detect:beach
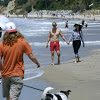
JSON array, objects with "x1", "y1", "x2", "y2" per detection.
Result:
[
  {"x1": 1, "y1": 9, "x2": 100, "y2": 21},
  {"x1": 2, "y1": 14, "x2": 100, "y2": 21},
  {"x1": 0, "y1": 49, "x2": 100, "y2": 100},
  {"x1": 40, "y1": 49, "x2": 100, "y2": 100},
  {"x1": 0, "y1": 1, "x2": 100, "y2": 99},
  {"x1": 0, "y1": 16, "x2": 100, "y2": 100}
]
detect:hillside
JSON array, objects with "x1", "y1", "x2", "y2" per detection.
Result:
[
  {"x1": 0, "y1": 0, "x2": 36, "y2": 14},
  {"x1": 0, "y1": 0, "x2": 100, "y2": 15}
]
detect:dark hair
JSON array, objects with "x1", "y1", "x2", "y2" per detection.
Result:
[
  {"x1": 74, "y1": 26, "x2": 82, "y2": 35},
  {"x1": 75, "y1": 25, "x2": 82, "y2": 32}
]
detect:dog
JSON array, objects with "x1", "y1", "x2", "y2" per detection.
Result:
[{"x1": 41, "y1": 87, "x2": 71, "y2": 100}]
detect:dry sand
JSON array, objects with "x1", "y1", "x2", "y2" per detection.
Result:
[
  {"x1": 1, "y1": 14, "x2": 100, "y2": 21},
  {"x1": 40, "y1": 49, "x2": 100, "y2": 100}
]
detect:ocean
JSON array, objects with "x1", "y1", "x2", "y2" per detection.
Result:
[{"x1": 0, "y1": 16, "x2": 100, "y2": 100}]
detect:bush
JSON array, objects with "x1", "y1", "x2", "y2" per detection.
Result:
[
  {"x1": 17, "y1": 0, "x2": 28, "y2": 5},
  {"x1": 26, "y1": 5, "x2": 32, "y2": 13}
]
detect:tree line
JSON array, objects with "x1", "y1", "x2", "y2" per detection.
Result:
[
  {"x1": 0, "y1": 0, "x2": 100, "y2": 13},
  {"x1": 34, "y1": 0, "x2": 100, "y2": 12}
]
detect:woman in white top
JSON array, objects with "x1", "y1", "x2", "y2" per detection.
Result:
[{"x1": 68, "y1": 22, "x2": 85, "y2": 63}]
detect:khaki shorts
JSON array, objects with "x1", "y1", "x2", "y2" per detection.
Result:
[{"x1": 2, "y1": 76, "x2": 23, "y2": 100}]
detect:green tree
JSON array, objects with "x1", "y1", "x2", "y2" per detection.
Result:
[
  {"x1": 26, "y1": 5, "x2": 32, "y2": 13},
  {"x1": 17, "y1": 0, "x2": 28, "y2": 5}
]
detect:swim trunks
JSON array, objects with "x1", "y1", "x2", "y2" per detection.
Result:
[{"x1": 50, "y1": 41, "x2": 60, "y2": 51}]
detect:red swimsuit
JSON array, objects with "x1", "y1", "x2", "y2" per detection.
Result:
[{"x1": 50, "y1": 41, "x2": 60, "y2": 51}]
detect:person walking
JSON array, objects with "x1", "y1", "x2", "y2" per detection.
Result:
[
  {"x1": 0, "y1": 22, "x2": 40, "y2": 100},
  {"x1": 84, "y1": 20, "x2": 88, "y2": 28},
  {"x1": 65, "y1": 21, "x2": 68, "y2": 28},
  {"x1": 82, "y1": 20, "x2": 85, "y2": 28},
  {"x1": 68, "y1": 22, "x2": 85, "y2": 64},
  {"x1": 46, "y1": 22, "x2": 69, "y2": 66}
]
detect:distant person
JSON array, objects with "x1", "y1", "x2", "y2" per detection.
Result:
[
  {"x1": 68, "y1": 22, "x2": 85, "y2": 64},
  {"x1": 82, "y1": 20, "x2": 85, "y2": 28},
  {"x1": 46, "y1": 22, "x2": 69, "y2": 66},
  {"x1": 84, "y1": 21, "x2": 88, "y2": 28},
  {"x1": 93, "y1": 17, "x2": 95, "y2": 21},
  {"x1": 65, "y1": 21, "x2": 68, "y2": 28},
  {"x1": 0, "y1": 22, "x2": 40, "y2": 100},
  {"x1": 0, "y1": 27, "x2": 2, "y2": 38}
]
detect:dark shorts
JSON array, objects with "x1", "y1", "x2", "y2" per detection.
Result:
[{"x1": 50, "y1": 41, "x2": 60, "y2": 51}]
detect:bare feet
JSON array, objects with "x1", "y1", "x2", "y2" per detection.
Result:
[
  {"x1": 74, "y1": 58, "x2": 77, "y2": 64},
  {"x1": 74, "y1": 61, "x2": 77, "y2": 64},
  {"x1": 53, "y1": 63, "x2": 55, "y2": 66}
]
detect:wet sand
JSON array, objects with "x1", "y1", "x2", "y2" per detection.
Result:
[{"x1": 40, "y1": 49, "x2": 100, "y2": 100}]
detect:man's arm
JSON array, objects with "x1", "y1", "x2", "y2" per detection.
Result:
[
  {"x1": 0, "y1": 56, "x2": 2, "y2": 71},
  {"x1": 59, "y1": 30, "x2": 69, "y2": 44},
  {"x1": 28, "y1": 53, "x2": 40, "y2": 68},
  {"x1": 46, "y1": 31, "x2": 51, "y2": 48},
  {"x1": 0, "y1": 56, "x2": 2, "y2": 79}
]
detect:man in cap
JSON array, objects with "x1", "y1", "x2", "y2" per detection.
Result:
[
  {"x1": 46, "y1": 22, "x2": 69, "y2": 66},
  {"x1": 0, "y1": 22, "x2": 40, "y2": 100}
]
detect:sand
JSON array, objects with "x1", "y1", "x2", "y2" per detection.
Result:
[
  {"x1": 1, "y1": 14, "x2": 100, "y2": 21},
  {"x1": 40, "y1": 49, "x2": 100, "y2": 100}
]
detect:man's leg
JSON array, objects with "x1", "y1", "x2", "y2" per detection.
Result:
[
  {"x1": 56, "y1": 51, "x2": 60, "y2": 64},
  {"x1": 10, "y1": 76, "x2": 23, "y2": 100},
  {"x1": 55, "y1": 42, "x2": 60, "y2": 64},
  {"x1": 2, "y1": 77, "x2": 10, "y2": 100},
  {"x1": 51, "y1": 51, "x2": 55, "y2": 66}
]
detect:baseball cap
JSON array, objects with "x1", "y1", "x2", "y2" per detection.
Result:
[
  {"x1": 5, "y1": 22, "x2": 17, "y2": 33},
  {"x1": 52, "y1": 22, "x2": 57, "y2": 26}
]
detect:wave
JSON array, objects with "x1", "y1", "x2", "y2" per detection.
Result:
[
  {"x1": 0, "y1": 68, "x2": 44, "y2": 82},
  {"x1": 88, "y1": 25, "x2": 100, "y2": 27},
  {"x1": 29, "y1": 41, "x2": 100, "y2": 47},
  {"x1": 85, "y1": 41, "x2": 100, "y2": 45},
  {"x1": 24, "y1": 68, "x2": 44, "y2": 81},
  {"x1": 0, "y1": 15, "x2": 9, "y2": 29},
  {"x1": 88, "y1": 23, "x2": 100, "y2": 25}
]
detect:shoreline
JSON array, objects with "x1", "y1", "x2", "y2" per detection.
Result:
[
  {"x1": 0, "y1": 14, "x2": 100, "y2": 21},
  {"x1": 40, "y1": 49, "x2": 100, "y2": 100},
  {"x1": 0, "y1": 14, "x2": 100, "y2": 100}
]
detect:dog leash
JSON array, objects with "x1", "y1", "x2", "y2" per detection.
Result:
[
  {"x1": 0, "y1": 80, "x2": 44, "y2": 92},
  {"x1": 23, "y1": 84, "x2": 44, "y2": 92}
]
